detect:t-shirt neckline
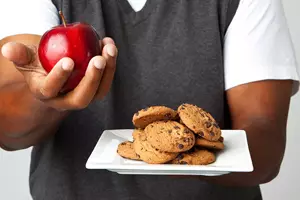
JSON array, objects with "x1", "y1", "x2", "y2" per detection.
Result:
[{"x1": 116, "y1": 0, "x2": 158, "y2": 25}]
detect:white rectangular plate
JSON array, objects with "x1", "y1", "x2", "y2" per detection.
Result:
[{"x1": 86, "y1": 129, "x2": 253, "y2": 176}]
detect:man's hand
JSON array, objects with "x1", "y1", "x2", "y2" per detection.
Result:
[
  {"x1": 0, "y1": 34, "x2": 117, "y2": 150},
  {"x1": 1, "y1": 37, "x2": 117, "y2": 111}
]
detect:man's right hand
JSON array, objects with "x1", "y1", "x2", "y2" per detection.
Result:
[{"x1": 1, "y1": 37, "x2": 118, "y2": 111}]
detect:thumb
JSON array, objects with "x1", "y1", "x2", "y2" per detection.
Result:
[{"x1": 1, "y1": 42, "x2": 34, "y2": 66}]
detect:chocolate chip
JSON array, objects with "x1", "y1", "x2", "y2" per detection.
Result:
[
  {"x1": 183, "y1": 138, "x2": 190, "y2": 143},
  {"x1": 137, "y1": 154, "x2": 140, "y2": 158},
  {"x1": 219, "y1": 137, "x2": 224, "y2": 142},
  {"x1": 180, "y1": 161, "x2": 188, "y2": 165},
  {"x1": 144, "y1": 107, "x2": 149, "y2": 111},
  {"x1": 192, "y1": 125, "x2": 196, "y2": 129},
  {"x1": 168, "y1": 130, "x2": 172, "y2": 134},
  {"x1": 176, "y1": 154, "x2": 184, "y2": 160},
  {"x1": 184, "y1": 129, "x2": 190, "y2": 133},
  {"x1": 135, "y1": 112, "x2": 139, "y2": 116},
  {"x1": 214, "y1": 123, "x2": 220, "y2": 128},
  {"x1": 210, "y1": 132, "x2": 215, "y2": 137},
  {"x1": 205, "y1": 121, "x2": 212, "y2": 128},
  {"x1": 181, "y1": 107, "x2": 185, "y2": 110},
  {"x1": 199, "y1": 131, "x2": 204, "y2": 137},
  {"x1": 174, "y1": 126, "x2": 180, "y2": 130},
  {"x1": 178, "y1": 144, "x2": 184, "y2": 149},
  {"x1": 165, "y1": 113, "x2": 172, "y2": 119}
]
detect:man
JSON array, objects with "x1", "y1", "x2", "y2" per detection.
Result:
[{"x1": 0, "y1": 0, "x2": 299, "y2": 199}]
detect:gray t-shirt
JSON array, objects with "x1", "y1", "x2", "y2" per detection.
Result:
[{"x1": 29, "y1": 0, "x2": 262, "y2": 199}]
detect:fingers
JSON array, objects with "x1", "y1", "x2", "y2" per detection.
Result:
[
  {"x1": 1, "y1": 42, "x2": 34, "y2": 66},
  {"x1": 43, "y1": 37, "x2": 116, "y2": 109},
  {"x1": 4, "y1": 37, "x2": 117, "y2": 111},
  {"x1": 39, "y1": 58, "x2": 75, "y2": 99},
  {"x1": 44, "y1": 56, "x2": 106, "y2": 110},
  {"x1": 101, "y1": 37, "x2": 115, "y2": 47},
  {"x1": 95, "y1": 38, "x2": 118, "y2": 99},
  {"x1": 1, "y1": 37, "x2": 117, "y2": 112}
]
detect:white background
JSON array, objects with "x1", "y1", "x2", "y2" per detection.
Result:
[{"x1": 0, "y1": 0, "x2": 300, "y2": 199}]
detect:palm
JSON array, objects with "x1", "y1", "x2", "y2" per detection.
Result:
[{"x1": 1, "y1": 37, "x2": 117, "y2": 110}]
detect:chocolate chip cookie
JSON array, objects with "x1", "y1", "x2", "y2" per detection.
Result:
[
  {"x1": 170, "y1": 148, "x2": 216, "y2": 165},
  {"x1": 178, "y1": 104, "x2": 221, "y2": 141},
  {"x1": 117, "y1": 141, "x2": 141, "y2": 160},
  {"x1": 133, "y1": 132, "x2": 178, "y2": 164},
  {"x1": 132, "y1": 106, "x2": 178, "y2": 129},
  {"x1": 145, "y1": 121, "x2": 195, "y2": 153},
  {"x1": 195, "y1": 136, "x2": 224, "y2": 150},
  {"x1": 132, "y1": 129, "x2": 144, "y2": 141}
]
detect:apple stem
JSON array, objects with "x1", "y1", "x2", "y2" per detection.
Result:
[{"x1": 59, "y1": 11, "x2": 67, "y2": 27}]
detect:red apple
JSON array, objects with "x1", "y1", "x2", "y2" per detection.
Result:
[{"x1": 38, "y1": 11, "x2": 101, "y2": 93}]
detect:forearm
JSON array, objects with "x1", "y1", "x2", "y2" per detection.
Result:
[
  {"x1": 0, "y1": 34, "x2": 68, "y2": 150},
  {"x1": 0, "y1": 83, "x2": 68, "y2": 150},
  {"x1": 198, "y1": 117, "x2": 286, "y2": 187}
]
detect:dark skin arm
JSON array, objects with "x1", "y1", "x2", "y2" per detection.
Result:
[
  {"x1": 194, "y1": 80, "x2": 293, "y2": 187},
  {"x1": 0, "y1": 34, "x2": 66, "y2": 151}
]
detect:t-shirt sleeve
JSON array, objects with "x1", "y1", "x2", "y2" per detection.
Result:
[
  {"x1": 0, "y1": 0, "x2": 59, "y2": 40},
  {"x1": 224, "y1": 0, "x2": 300, "y2": 96}
]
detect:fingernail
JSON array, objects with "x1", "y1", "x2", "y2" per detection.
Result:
[
  {"x1": 9, "y1": 41, "x2": 18, "y2": 46},
  {"x1": 1, "y1": 42, "x2": 15, "y2": 57},
  {"x1": 62, "y1": 60, "x2": 73, "y2": 71},
  {"x1": 94, "y1": 58, "x2": 105, "y2": 69},
  {"x1": 106, "y1": 45, "x2": 116, "y2": 57}
]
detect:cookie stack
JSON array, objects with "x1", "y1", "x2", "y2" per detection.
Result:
[{"x1": 117, "y1": 104, "x2": 225, "y2": 165}]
